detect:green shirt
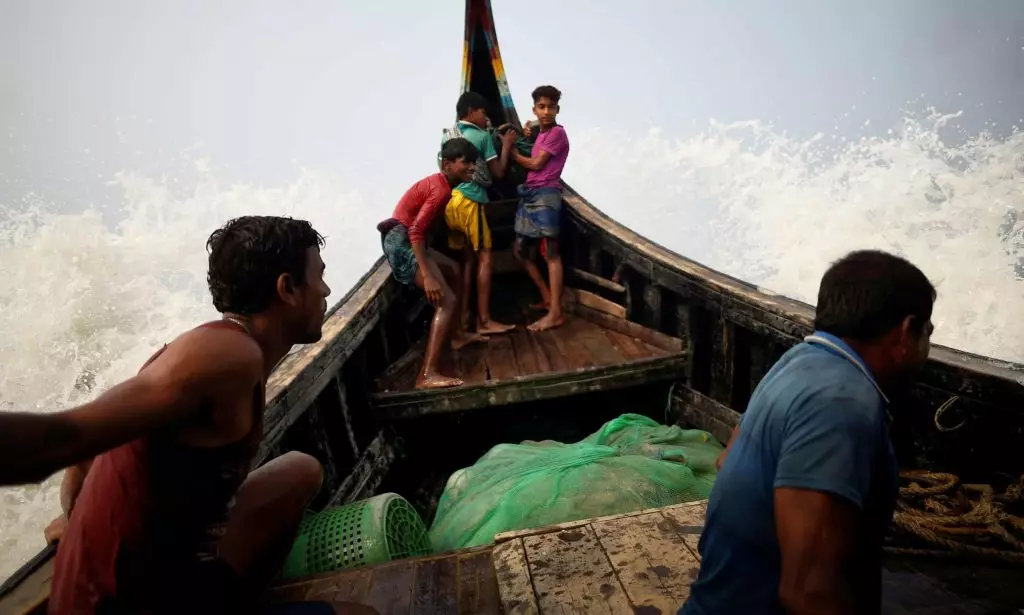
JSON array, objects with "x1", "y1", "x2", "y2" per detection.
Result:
[{"x1": 441, "y1": 121, "x2": 497, "y2": 204}]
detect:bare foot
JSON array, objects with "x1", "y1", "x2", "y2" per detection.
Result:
[
  {"x1": 529, "y1": 299, "x2": 550, "y2": 310},
  {"x1": 451, "y1": 331, "x2": 488, "y2": 350},
  {"x1": 528, "y1": 313, "x2": 566, "y2": 332},
  {"x1": 477, "y1": 320, "x2": 515, "y2": 335},
  {"x1": 416, "y1": 373, "x2": 464, "y2": 389}
]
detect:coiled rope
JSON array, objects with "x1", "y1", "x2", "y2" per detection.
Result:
[{"x1": 885, "y1": 470, "x2": 1024, "y2": 564}]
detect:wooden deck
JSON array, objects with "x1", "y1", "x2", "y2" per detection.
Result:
[
  {"x1": 266, "y1": 499, "x2": 1017, "y2": 615},
  {"x1": 492, "y1": 501, "x2": 706, "y2": 615},
  {"x1": 371, "y1": 300, "x2": 688, "y2": 419},
  {"x1": 268, "y1": 545, "x2": 502, "y2": 615}
]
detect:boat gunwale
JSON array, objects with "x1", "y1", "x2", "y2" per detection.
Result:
[{"x1": 559, "y1": 185, "x2": 1024, "y2": 382}]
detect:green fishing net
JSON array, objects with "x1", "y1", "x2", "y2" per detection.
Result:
[{"x1": 428, "y1": 413, "x2": 723, "y2": 552}]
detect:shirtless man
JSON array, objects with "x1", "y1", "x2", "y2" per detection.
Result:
[
  {"x1": 14, "y1": 216, "x2": 335, "y2": 614},
  {"x1": 379, "y1": 137, "x2": 486, "y2": 389}
]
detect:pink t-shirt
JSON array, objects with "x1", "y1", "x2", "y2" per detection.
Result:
[{"x1": 525, "y1": 125, "x2": 569, "y2": 190}]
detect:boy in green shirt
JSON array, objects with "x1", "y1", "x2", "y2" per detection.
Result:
[{"x1": 439, "y1": 91, "x2": 518, "y2": 335}]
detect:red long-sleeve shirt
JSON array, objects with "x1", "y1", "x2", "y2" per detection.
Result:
[{"x1": 392, "y1": 173, "x2": 452, "y2": 246}]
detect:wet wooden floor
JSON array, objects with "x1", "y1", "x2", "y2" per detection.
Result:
[{"x1": 266, "y1": 497, "x2": 1019, "y2": 615}]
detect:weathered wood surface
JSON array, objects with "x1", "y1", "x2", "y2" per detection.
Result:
[
  {"x1": 568, "y1": 266, "x2": 627, "y2": 294},
  {"x1": 259, "y1": 259, "x2": 397, "y2": 465},
  {"x1": 372, "y1": 312, "x2": 686, "y2": 418},
  {"x1": 492, "y1": 500, "x2": 707, "y2": 615},
  {"x1": 266, "y1": 545, "x2": 500, "y2": 615},
  {"x1": 673, "y1": 386, "x2": 741, "y2": 446}
]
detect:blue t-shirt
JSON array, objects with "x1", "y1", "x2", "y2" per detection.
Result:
[{"x1": 681, "y1": 331, "x2": 898, "y2": 615}]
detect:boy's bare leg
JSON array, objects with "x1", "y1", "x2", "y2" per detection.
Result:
[
  {"x1": 476, "y1": 248, "x2": 514, "y2": 334},
  {"x1": 459, "y1": 244, "x2": 475, "y2": 333},
  {"x1": 217, "y1": 451, "x2": 324, "y2": 593},
  {"x1": 528, "y1": 240, "x2": 565, "y2": 331},
  {"x1": 413, "y1": 255, "x2": 464, "y2": 389},
  {"x1": 513, "y1": 237, "x2": 551, "y2": 310},
  {"x1": 433, "y1": 249, "x2": 487, "y2": 352}
]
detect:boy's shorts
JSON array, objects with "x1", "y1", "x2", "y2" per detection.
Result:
[
  {"x1": 445, "y1": 189, "x2": 493, "y2": 252},
  {"x1": 380, "y1": 226, "x2": 418, "y2": 286},
  {"x1": 514, "y1": 185, "x2": 563, "y2": 260}
]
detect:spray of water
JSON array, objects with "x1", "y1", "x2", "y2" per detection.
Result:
[{"x1": 1, "y1": 111, "x2": 1022, "y2": 582}]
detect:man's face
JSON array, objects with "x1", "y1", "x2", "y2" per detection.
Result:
[
  {"x1": 893, "y1": 317, "x2": 934, "y2": 383},
  {"x1": 287, "y1": 247, "x2": 331, "y2": 344}
]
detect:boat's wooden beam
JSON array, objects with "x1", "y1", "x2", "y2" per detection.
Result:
[
  {"x1": 568, "y1": 266, "x2": 626, "y2": 294},
  {"x1": 563, "y1": 287, "x2": 627, "y2": 319},
  {"x1": 571, "y1": 304, "x2": 683, "y2": 353},
  {"x1": 372, "y1": 354, "x2": 687, "y2": 419},
  {"x1": 673, "y1": 385, "x2": 741, "y2": 445},
  {"x1": 326, "y1": 431, "x2": 395, "y2": 507}
]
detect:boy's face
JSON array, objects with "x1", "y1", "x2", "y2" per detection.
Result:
[
  {"x1": 466, "y1": 106, "x2": 488, "y2": 129},
  {"x1": 533, "y1": 97, "x2": 559, "y2": 127},
  {"x1": 443, "y1": 156, "x2": 477, "y2": 183}
]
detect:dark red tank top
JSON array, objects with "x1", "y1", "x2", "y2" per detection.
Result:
[{"x1": 49, "y1": 320, "x2": 264, "y2": 615}]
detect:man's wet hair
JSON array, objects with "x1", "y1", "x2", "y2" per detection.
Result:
[
  {"x1": 207, "y1": 215, "x2": 325, "y2": 315},
  {"x1": 814, "y1": 249, "x2": 936, "y2": 341},
  {"x1": 456, "y1": 91, "x2": 489, "y2": 119},
  {"x1": 440, "y1": 137, "x2": 480, "y2": 163},
  {"x1": 532, "y1": 85, "x2": 562, "y2": 105}
]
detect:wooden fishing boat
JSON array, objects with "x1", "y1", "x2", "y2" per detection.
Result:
[{"x1": 4, "y1": 0, "x2": 1024, "y2": 613}]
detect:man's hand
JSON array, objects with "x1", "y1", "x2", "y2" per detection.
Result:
[
  {"x1": 423, "y1": 273, "x2": 444, "y2": 307},
  {"x1": 44, "y1": 514, "x2": 67, "y2": 544}
]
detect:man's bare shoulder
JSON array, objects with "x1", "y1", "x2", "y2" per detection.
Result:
[{"x1": 147, "y1": 322, "x2": 263, "y2": 385}]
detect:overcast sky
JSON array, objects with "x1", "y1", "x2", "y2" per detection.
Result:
[{"x1": 2, "y1": 0, "x2": 1023, "y2": 209}]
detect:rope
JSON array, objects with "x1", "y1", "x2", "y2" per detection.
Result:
[{"x1": 884, "y1": 470, "x2": 1024, "y2": 565}]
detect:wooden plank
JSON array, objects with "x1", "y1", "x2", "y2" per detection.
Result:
[
  {"x1": 564, "y1": 287, "x2": 627, "y2": 319},
  {"x1": 530, "y1": 328, "x2": 569, "y2": 372},
  {"x1": 493, "y1": 501, "x2": 708, "y2": 544},
  {"x1": 326, "y1": 432, "x2": 395, "y2": 506},
  {"x1": 591, "y1": 511, "x2": 701, "y2": 611},
  {"x1": 549, "y1": 318, "x2": 603, "y2": 370},
  {"x1": 677, "y1": 387, "x2": 742, "y2": 429},
  {"x1": 601, "y1": 328, "x2": 652, "y2": 362},
  {"x1": 572, "y1": 318, "x2": 630, "y2": 367},
  {"x1": 373, "y1": 354, "x2": 687, "y2": 419},
  {"x1": 508, "y1": 328, "x2": 543, "y2": 376},
  {"x1": 364, "y1": 562, "x2": 418, "y2": 615},
  {"x1": 568, "y1": 266, "x2": 627, "y2": 294},
  {"x1": 456, "y1": 550, "x2": 501, "y2": 615},
  {"x1": 456, "y1": 343, "x2": 490, "y2": 386},
  {"x1": 572, "y1": 304, "x2": 683, "y2": 352},
  {"x1": 376, "y1": 338, "x2": 427, "y2": 393},
  {"x1": 410, "y1": 556, "x2": 458, "y2": 615},
  {"x1": 485, "y1": 334, "x2": 519, "y2": 381},
  {"x1": 304, "y1": 568, "x2": 374, "y2": 604},
  {"x1": 492, "y1": 539, "x2": 540, "y2": 615},
  {"x1": 658, "y1": 502, "x2": 708, "y2": 560},
  {"x1": 523, "y1": 524, "x2": 632, "y2": 614}
]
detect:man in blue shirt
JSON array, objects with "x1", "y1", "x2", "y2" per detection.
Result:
[{"x1": 681, "y1": 249, "x2": 936, "y2": 615}]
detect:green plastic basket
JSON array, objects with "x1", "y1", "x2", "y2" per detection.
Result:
[{"x1": 279, "y1": 493, "x2": 431, "y2": 581}]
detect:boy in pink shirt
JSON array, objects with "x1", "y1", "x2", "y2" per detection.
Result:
[{"x1": 513, "y1": 85, "x2": 570, "y2": 331}]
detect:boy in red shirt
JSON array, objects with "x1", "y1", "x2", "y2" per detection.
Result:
[{"x1": 378, "y1": 137, "x2": 485, "y2": 389}]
